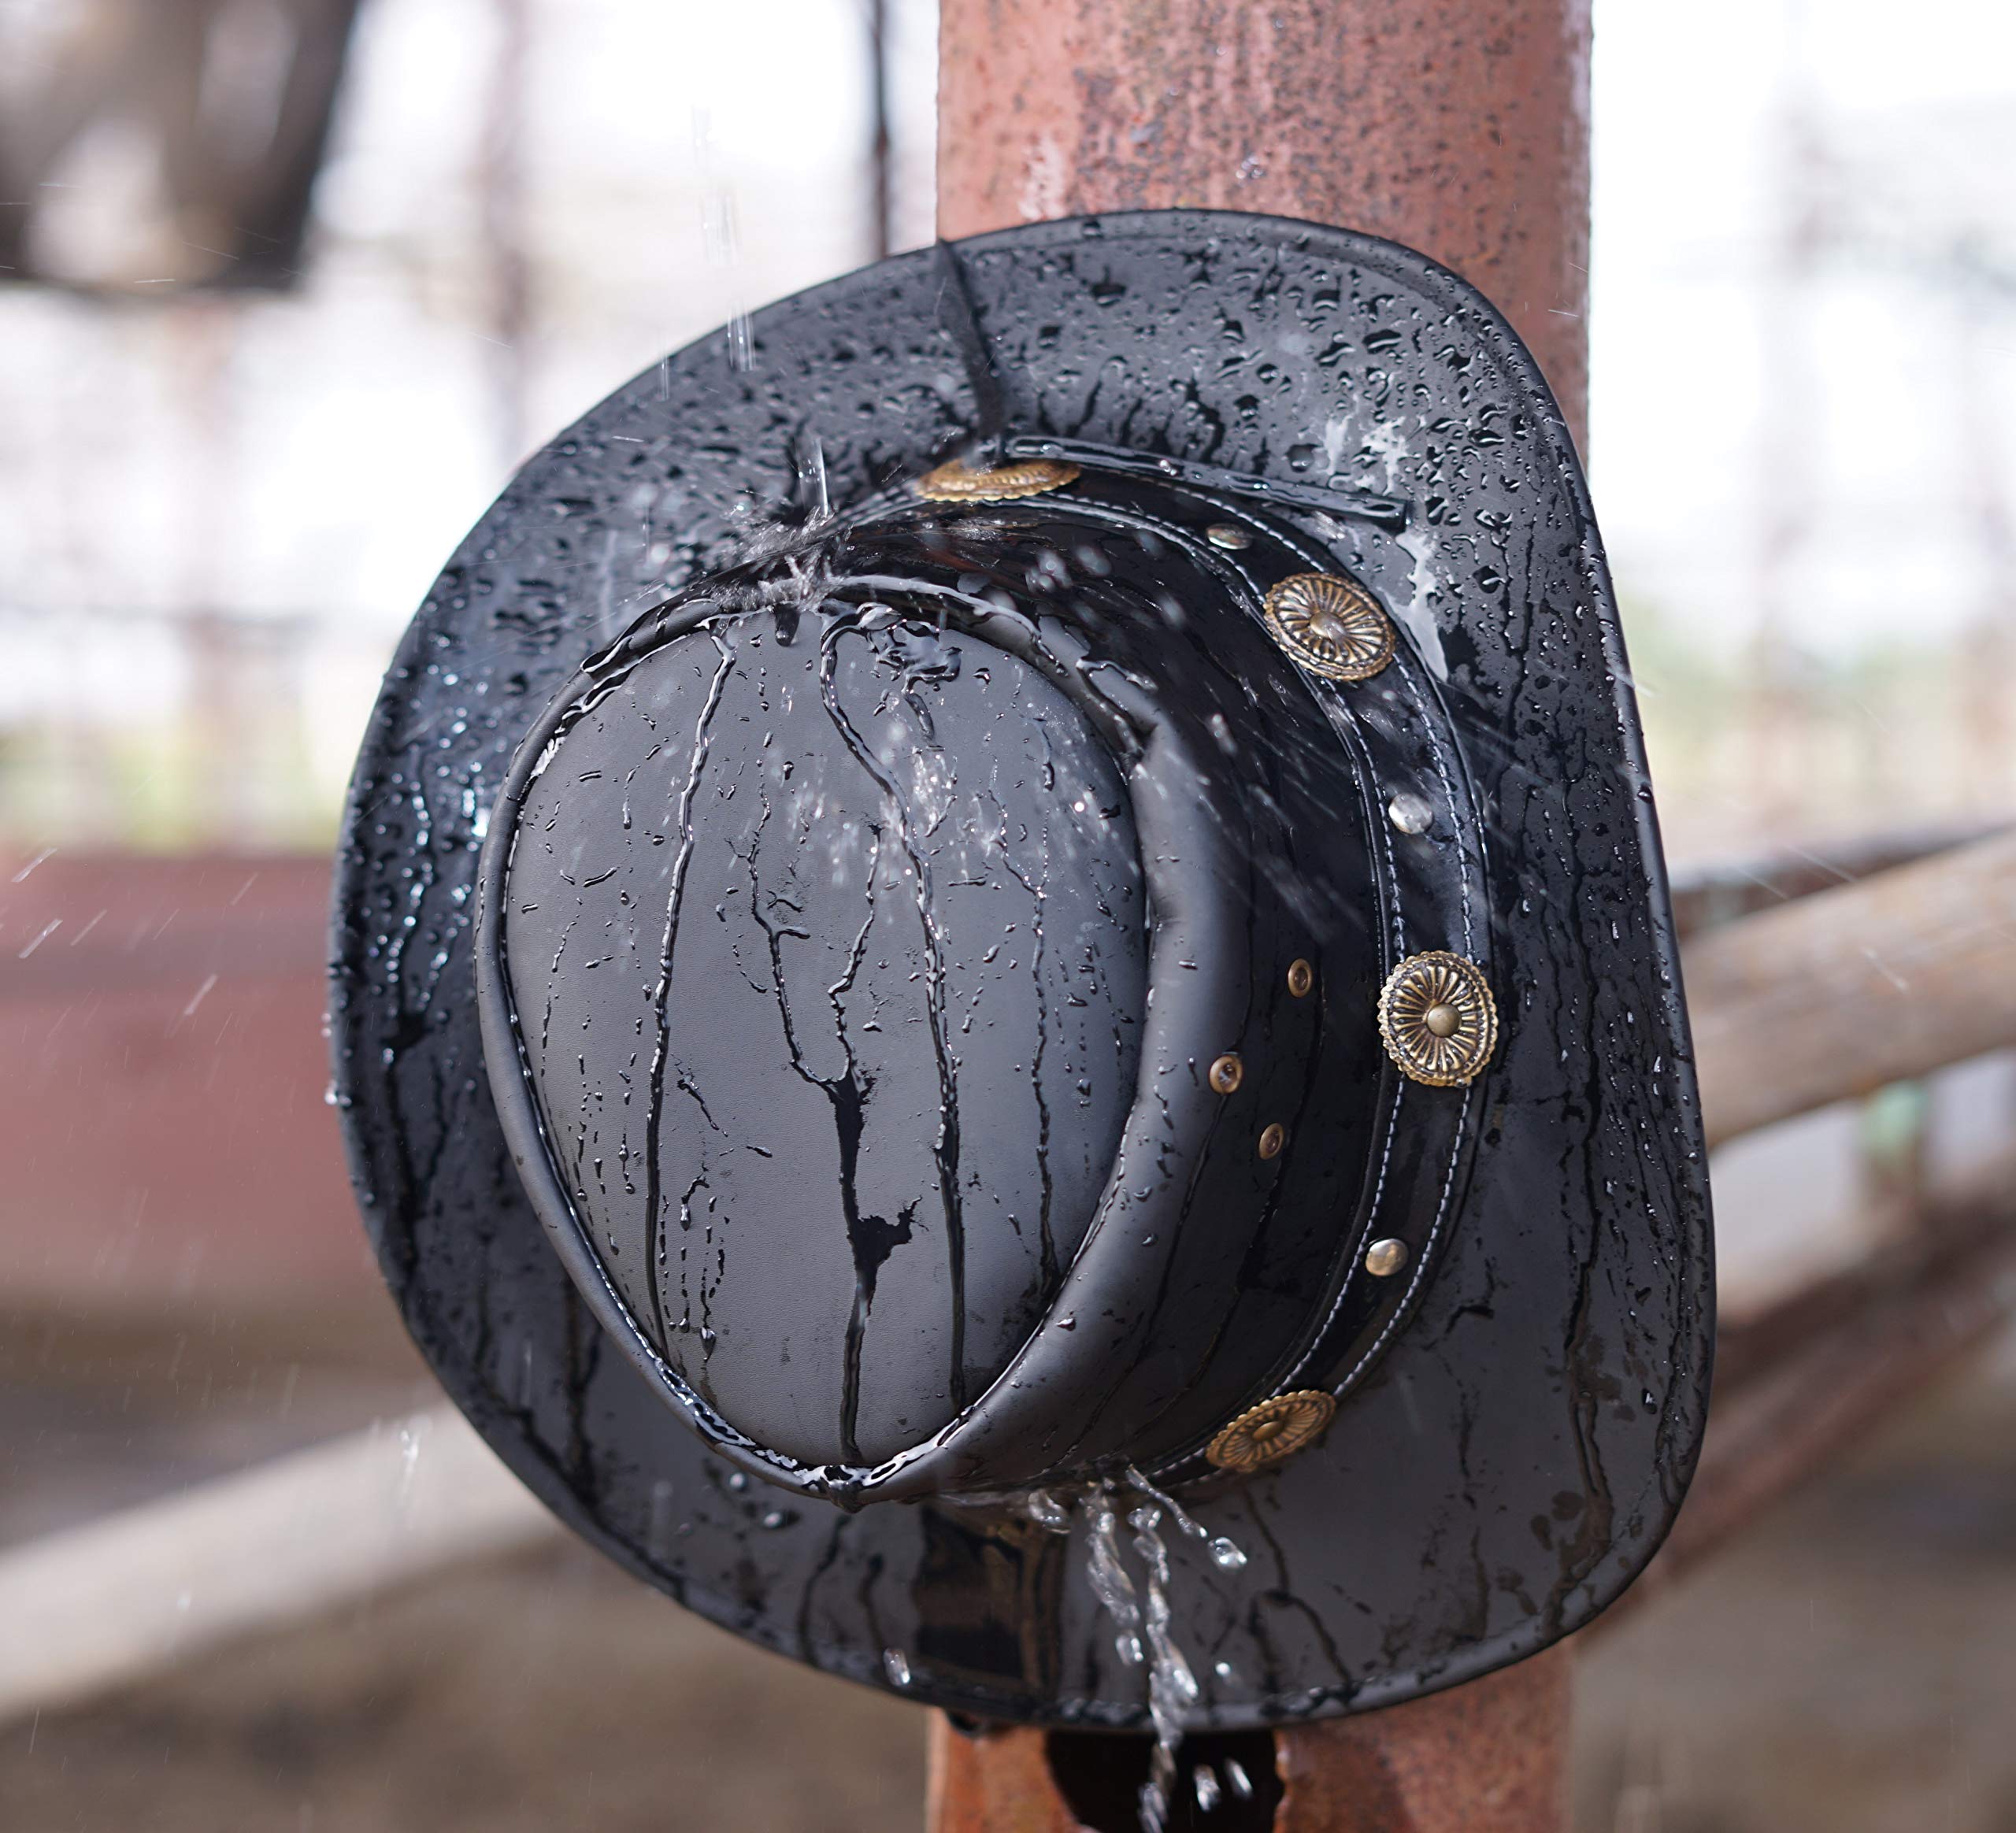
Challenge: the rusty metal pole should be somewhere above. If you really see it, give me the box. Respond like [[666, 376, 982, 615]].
[[936, 0, 1592, 442], [928, 1650, 1571, 1831], [931, 2, 1590, 1825]]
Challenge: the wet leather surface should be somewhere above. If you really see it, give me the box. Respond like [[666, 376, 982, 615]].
[[331, 210, 1714, 1727], [499, 609, 1144, 1468]]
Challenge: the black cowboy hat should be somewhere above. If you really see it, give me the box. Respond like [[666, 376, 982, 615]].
[[331, 209, 1713, 1731]]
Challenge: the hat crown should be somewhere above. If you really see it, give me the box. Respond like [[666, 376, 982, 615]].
[[478, 483, 1392, 1498], [495, 586, 1146, 1469]]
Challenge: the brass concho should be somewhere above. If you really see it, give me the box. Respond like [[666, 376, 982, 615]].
[[912, 457, 1080, 503], [1204, 1389, 1338, 1473], [1377, 950, 1498, 1087], [1262, 572, 1395, 681]]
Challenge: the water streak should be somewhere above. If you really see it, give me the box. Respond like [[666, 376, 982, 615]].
[[642, 633, 738, 1344], [1084, 1487, 1145, 1669], [1125, 1464, 1249, 1571], [817, 619, 969, 1409], [1074, 1474, 1247, 1833], [692, 109, 753, 372], [1129, 1502, 1199, 1833]]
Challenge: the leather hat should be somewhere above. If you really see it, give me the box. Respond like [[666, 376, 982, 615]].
[[332, 209, 1714, 1730]]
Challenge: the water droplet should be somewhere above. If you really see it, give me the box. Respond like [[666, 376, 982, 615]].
[[396, 1414, 430, 1502], [1207, 1535, 1247, 1571], [1194, 1764, 1222, 1811], [1225, 1757, 1254, 1799], [647, 1479, 678, 1561], [883, 1647, 911, 1687], [1025, 1488, 1073, 1531]]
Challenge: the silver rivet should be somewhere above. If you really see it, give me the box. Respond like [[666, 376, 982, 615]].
[[1206, 524, 1251, 550], [1387, 792, 1434, 835], [1365, 1238, 1409, 1277]]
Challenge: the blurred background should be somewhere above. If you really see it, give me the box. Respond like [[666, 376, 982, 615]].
[[2, 1, 2015, 1827]]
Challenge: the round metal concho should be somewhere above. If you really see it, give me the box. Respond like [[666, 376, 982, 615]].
[[1262, 572, 1395, 682], [912, 457, 1080, 502], [1205, 1390, 1339, 1473], [1377, 950, 1499, 1088]]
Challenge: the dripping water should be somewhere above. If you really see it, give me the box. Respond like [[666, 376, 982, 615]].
[[692, 109, 753, 372], [1027, 1476, 1247, 1833], [1128, 1501, 1199, 1833]]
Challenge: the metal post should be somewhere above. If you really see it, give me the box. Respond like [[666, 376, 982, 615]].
[[480, 0, 532, 469], [936, 0, 1592, 442], [931, 2, 1590, 1824], [867, 0, 894, 260]]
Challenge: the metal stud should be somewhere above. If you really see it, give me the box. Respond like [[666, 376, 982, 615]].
[[1257, 1122, 1287, 1159], [1205, 1390, 1338, 1472], [1387, 792, 1434, 835], [1206, 524, 1251, 550], [913, 457, 1080, 503], [1364, 1238, 1410, 1278], [1262, 572, 1395, 681], [1209, 1054, 1244, 1094], [1286, 957, 1314, 998], [1377, 951, 1498, 1087]]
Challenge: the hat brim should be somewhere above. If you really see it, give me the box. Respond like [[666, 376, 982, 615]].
[[331, 209, 1713, 1729]]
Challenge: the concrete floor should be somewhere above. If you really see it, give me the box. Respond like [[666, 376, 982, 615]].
[[3, 1305, 2015, 1832], [1572, 1340, 2016, 1833]]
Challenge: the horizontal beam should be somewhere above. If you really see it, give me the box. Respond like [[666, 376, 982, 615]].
[[1611, 1183, 2016, 1610], [1687, 827, 2016, 1147], [0, 1403, 554, 1725]]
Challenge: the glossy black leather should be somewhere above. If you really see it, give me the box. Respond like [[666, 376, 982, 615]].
[[476, 477, 1457, 1498], [495, 597, 1146, 1470], [333, 211, 1714, 1728]]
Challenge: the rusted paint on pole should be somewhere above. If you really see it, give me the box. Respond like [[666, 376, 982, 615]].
[[926, 1650, 1569, 1832], [936, 0, 1592, 441], [932, 4, 1589, 1822], [1274, 1651, 1570, 1831], [928, 1720, 1080, 1833]]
